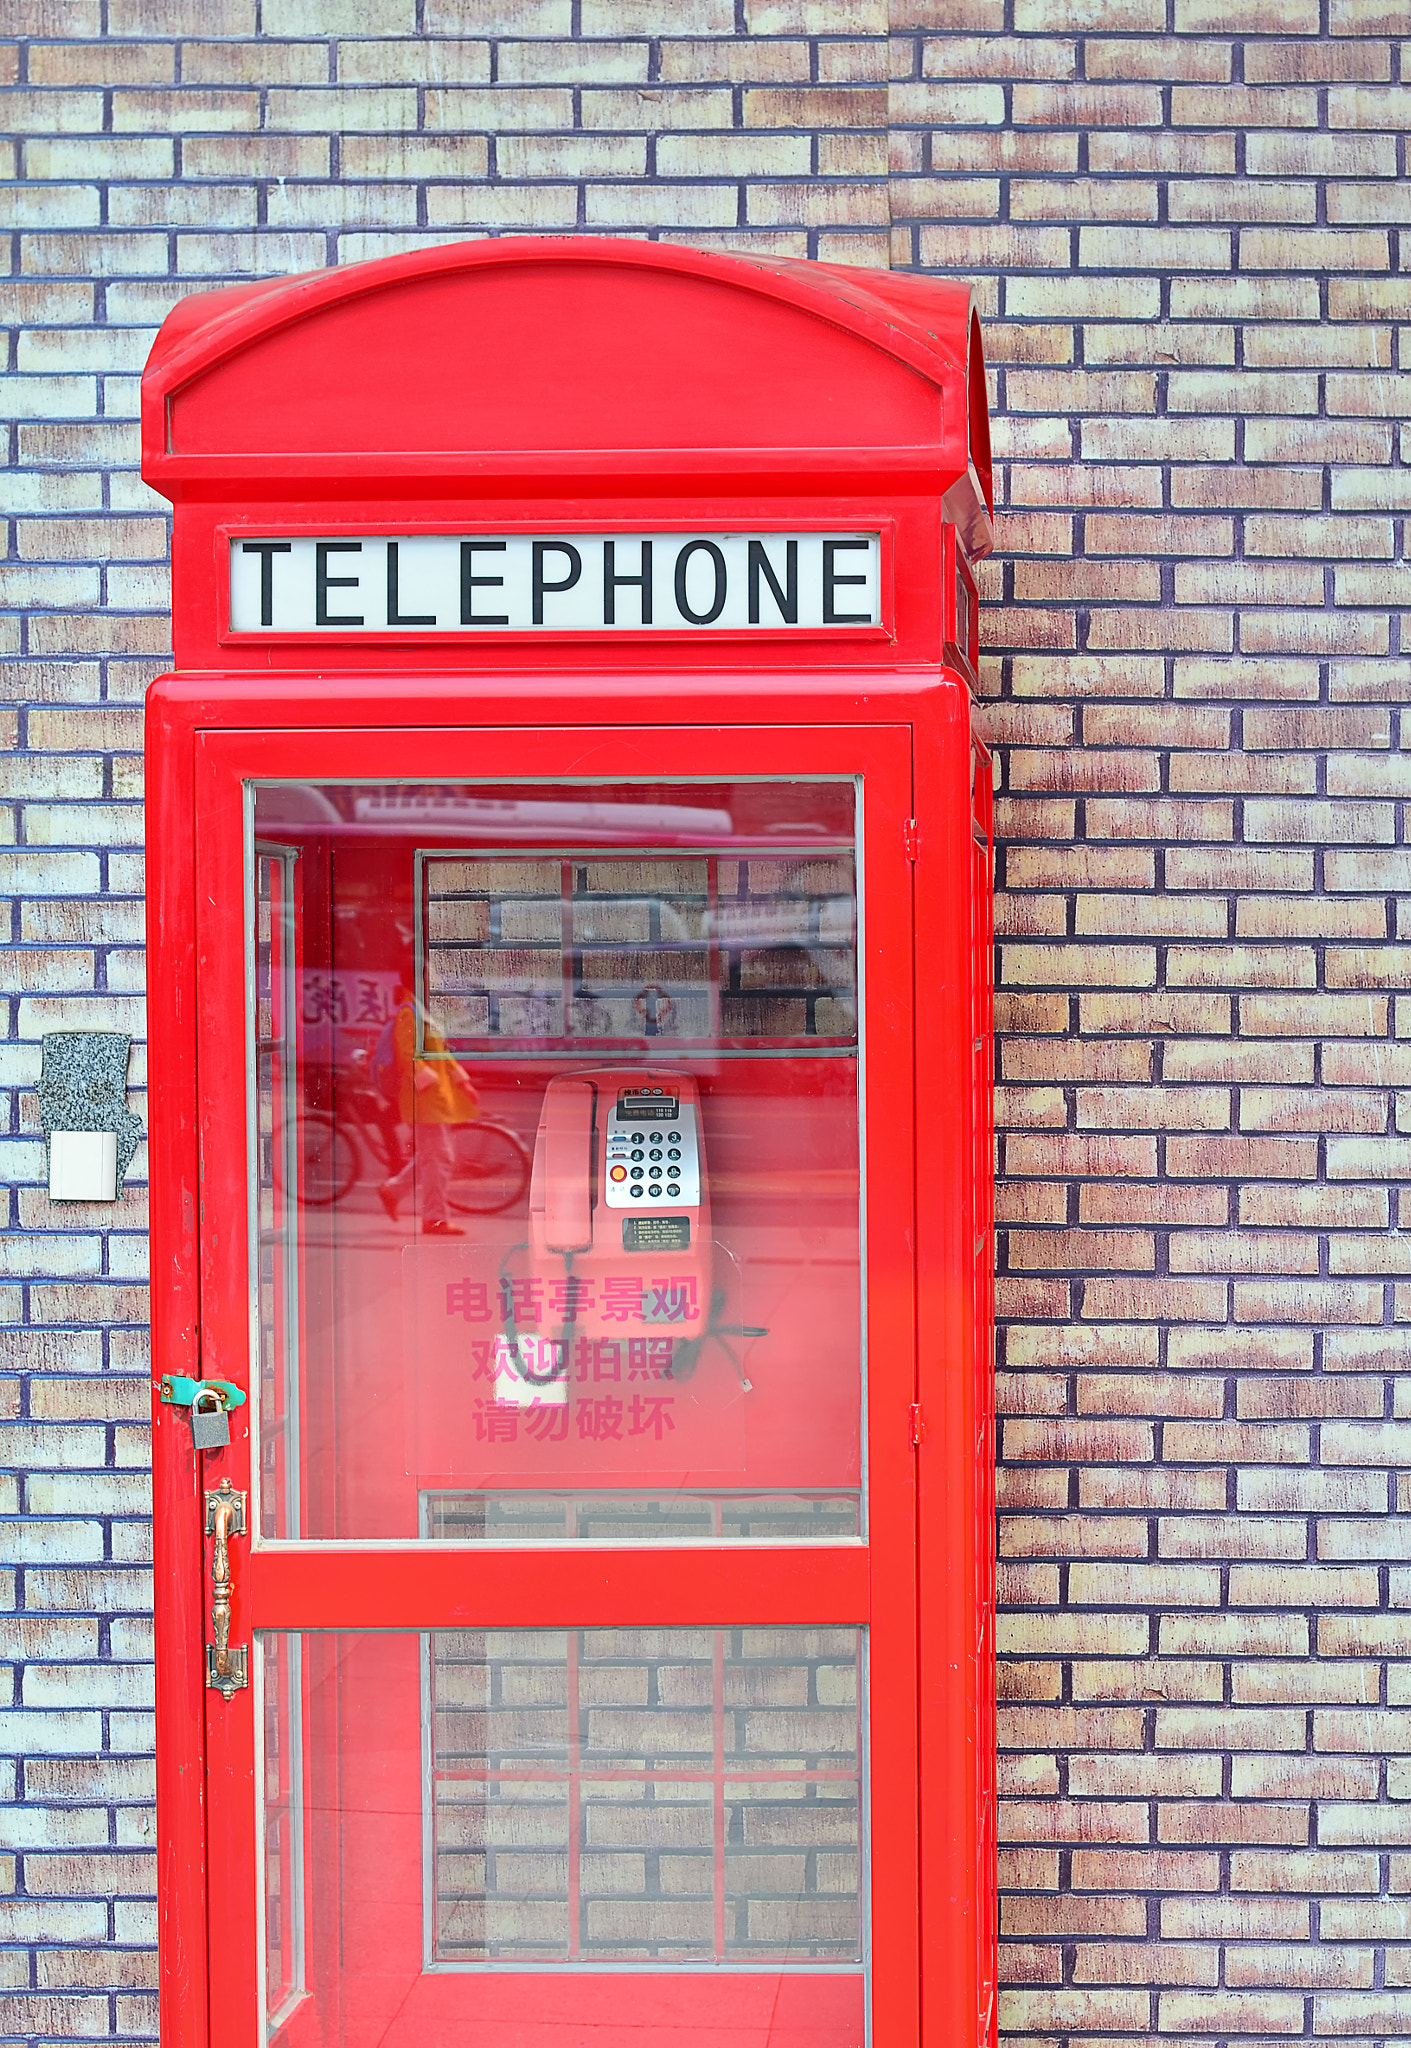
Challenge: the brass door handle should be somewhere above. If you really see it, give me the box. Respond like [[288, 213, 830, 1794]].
[[205, 1478, 248, 1699]]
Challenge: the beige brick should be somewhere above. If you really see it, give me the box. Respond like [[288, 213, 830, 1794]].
[[929, 130, 1078, 171], [1079, 1468, 1224, 1511], [1003, 1418, 1154, 1462], [1001, 1796, 1150, 1844], [1078, 993, 1230, 1035], [1001, 943, 1155, 988], [1075, 1084, 1229, 1128], [1164, 1041, 1314, 1084], [1240, 1375, 1383, 1417], [110, 0, 252, 22], [1230, 1849, 1379, 1891], [1000, 1988, 1151, 2032], [1241, 1087, 1387, 1132], [1169, 1230, 1318, 1275], [1007, 1324, 1161, 1368], [1006, 274, 1162, 319], [1235, 1660, 1380, 1705], [1243, 993, 1388, 1037], [1253, 1187, 1384, 1228], [1320, 1615, 1411, 1658], [1238, 1469, 1387, 1513], [1158, 1515, 1306, 1559], [1163, 1896, 1309, 1938], [1091, 38, 1230, 81], [1083, 1276, 1230, 1321], [1165, 848, 1313, 891], [1170, 177, 1318, 224], [1079, 1184, 1227, 1225], [184, 38, 330, 84], [1072, 1848, 1222, 1896], [1236, 896, 1386, 939], [1166, 1134, 1317, 1178], [1070, 1561, 1220, 1606], [921, 36, 1074, 80], [1167, 945, 1314, 989], [1172, 464, 1324, 510], [1003, 1515, 1149, 1559], [1088, 797, 1235, 842], [1088, 131, 1237, 174], [1008, 1228, 1154, 1271], [1013, 81, 1164, 125], [1232, 1279, 1385, 1324], [1247, 321, 1391, 369], [1162, 1989, 1307, 2032], [1326, 1330, 1410, 1371], [1004, 1893, 1147, 1935], [998, 1613, 1151, 1657], [1075, 1939, 1220, 1984], [1159, 1796, 1309, 1843], [1076, 1372, 1220, 1417]]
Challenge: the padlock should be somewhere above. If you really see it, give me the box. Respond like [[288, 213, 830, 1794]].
[[190, 1386, 230, 1452]]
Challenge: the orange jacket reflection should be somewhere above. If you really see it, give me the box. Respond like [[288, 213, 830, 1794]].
[[391, 1001, 479, 1126]]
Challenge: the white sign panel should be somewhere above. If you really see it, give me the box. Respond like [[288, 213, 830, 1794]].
[[228, 532, 881, 634]]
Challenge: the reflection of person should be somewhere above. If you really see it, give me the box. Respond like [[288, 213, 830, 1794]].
[[378, 981, 479, 1236]]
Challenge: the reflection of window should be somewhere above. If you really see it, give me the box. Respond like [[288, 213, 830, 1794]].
[[425, 1626, 863, 1968], [419, 850, 857, 1054]]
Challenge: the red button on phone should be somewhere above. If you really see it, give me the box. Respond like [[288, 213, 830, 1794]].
[[609, 1165, 627, 1182]]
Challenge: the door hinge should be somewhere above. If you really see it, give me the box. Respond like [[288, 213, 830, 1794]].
[[903, 818, 919, 862], [909, 1402, 926, 1448]]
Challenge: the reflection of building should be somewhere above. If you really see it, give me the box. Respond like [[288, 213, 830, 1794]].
[[423, 849, 857, 1049]]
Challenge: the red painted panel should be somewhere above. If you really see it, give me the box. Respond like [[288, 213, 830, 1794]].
[[144, 240, 973, 477], [248, 1545, 869, 1630], [168, 261, 943, 460]]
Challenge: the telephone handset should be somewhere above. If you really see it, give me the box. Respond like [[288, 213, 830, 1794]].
[[531, 1069, 710, 1265], [539, 1077, 594, 1254]]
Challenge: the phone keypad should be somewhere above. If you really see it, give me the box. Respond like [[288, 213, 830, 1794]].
[[604, 1102, 700, 1209]]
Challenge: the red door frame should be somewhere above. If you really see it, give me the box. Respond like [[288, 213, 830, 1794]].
[[145, 671, 991, 2048], [176, 712, 920, 2044]]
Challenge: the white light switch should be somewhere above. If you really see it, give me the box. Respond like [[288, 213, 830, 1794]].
[[49, 1130, 119, 1202]]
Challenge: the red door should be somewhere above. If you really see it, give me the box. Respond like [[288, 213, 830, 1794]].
[[190, 719, 918, 2047]]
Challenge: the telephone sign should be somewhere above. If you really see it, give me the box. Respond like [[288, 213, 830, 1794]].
[[142, 238, 994, 2048], [229, 531, 883, 634]]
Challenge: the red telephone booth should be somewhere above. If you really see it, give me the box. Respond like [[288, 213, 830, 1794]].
[[141, 237, 995, 2048]]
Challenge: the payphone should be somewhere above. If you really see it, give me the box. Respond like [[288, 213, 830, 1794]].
[[516, 1069, 714, 1393], [143, 238, 995, 2048]]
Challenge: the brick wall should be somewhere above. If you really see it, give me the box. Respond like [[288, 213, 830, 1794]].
[[2, 0, 1409, 2039], [888, 5, 1411, 2036]]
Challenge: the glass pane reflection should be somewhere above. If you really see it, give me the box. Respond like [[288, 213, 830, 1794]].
[[249, 781, 863, 1543], [430, 1625, 863, 1967]]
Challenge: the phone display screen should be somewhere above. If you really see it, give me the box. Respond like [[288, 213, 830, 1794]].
[[615, 1091, 679, 1120]]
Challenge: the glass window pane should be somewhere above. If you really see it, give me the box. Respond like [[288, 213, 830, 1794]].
[[249, 781, 863, 1543], [259, 1625, 863, 2037], [261, 1629, 305, 2023]]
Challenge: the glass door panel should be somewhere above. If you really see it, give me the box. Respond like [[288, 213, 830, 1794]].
[[249, 779, 865, 1547]]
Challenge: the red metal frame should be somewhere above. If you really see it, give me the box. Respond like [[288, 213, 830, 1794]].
[[143, 237, 995, 2048]]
